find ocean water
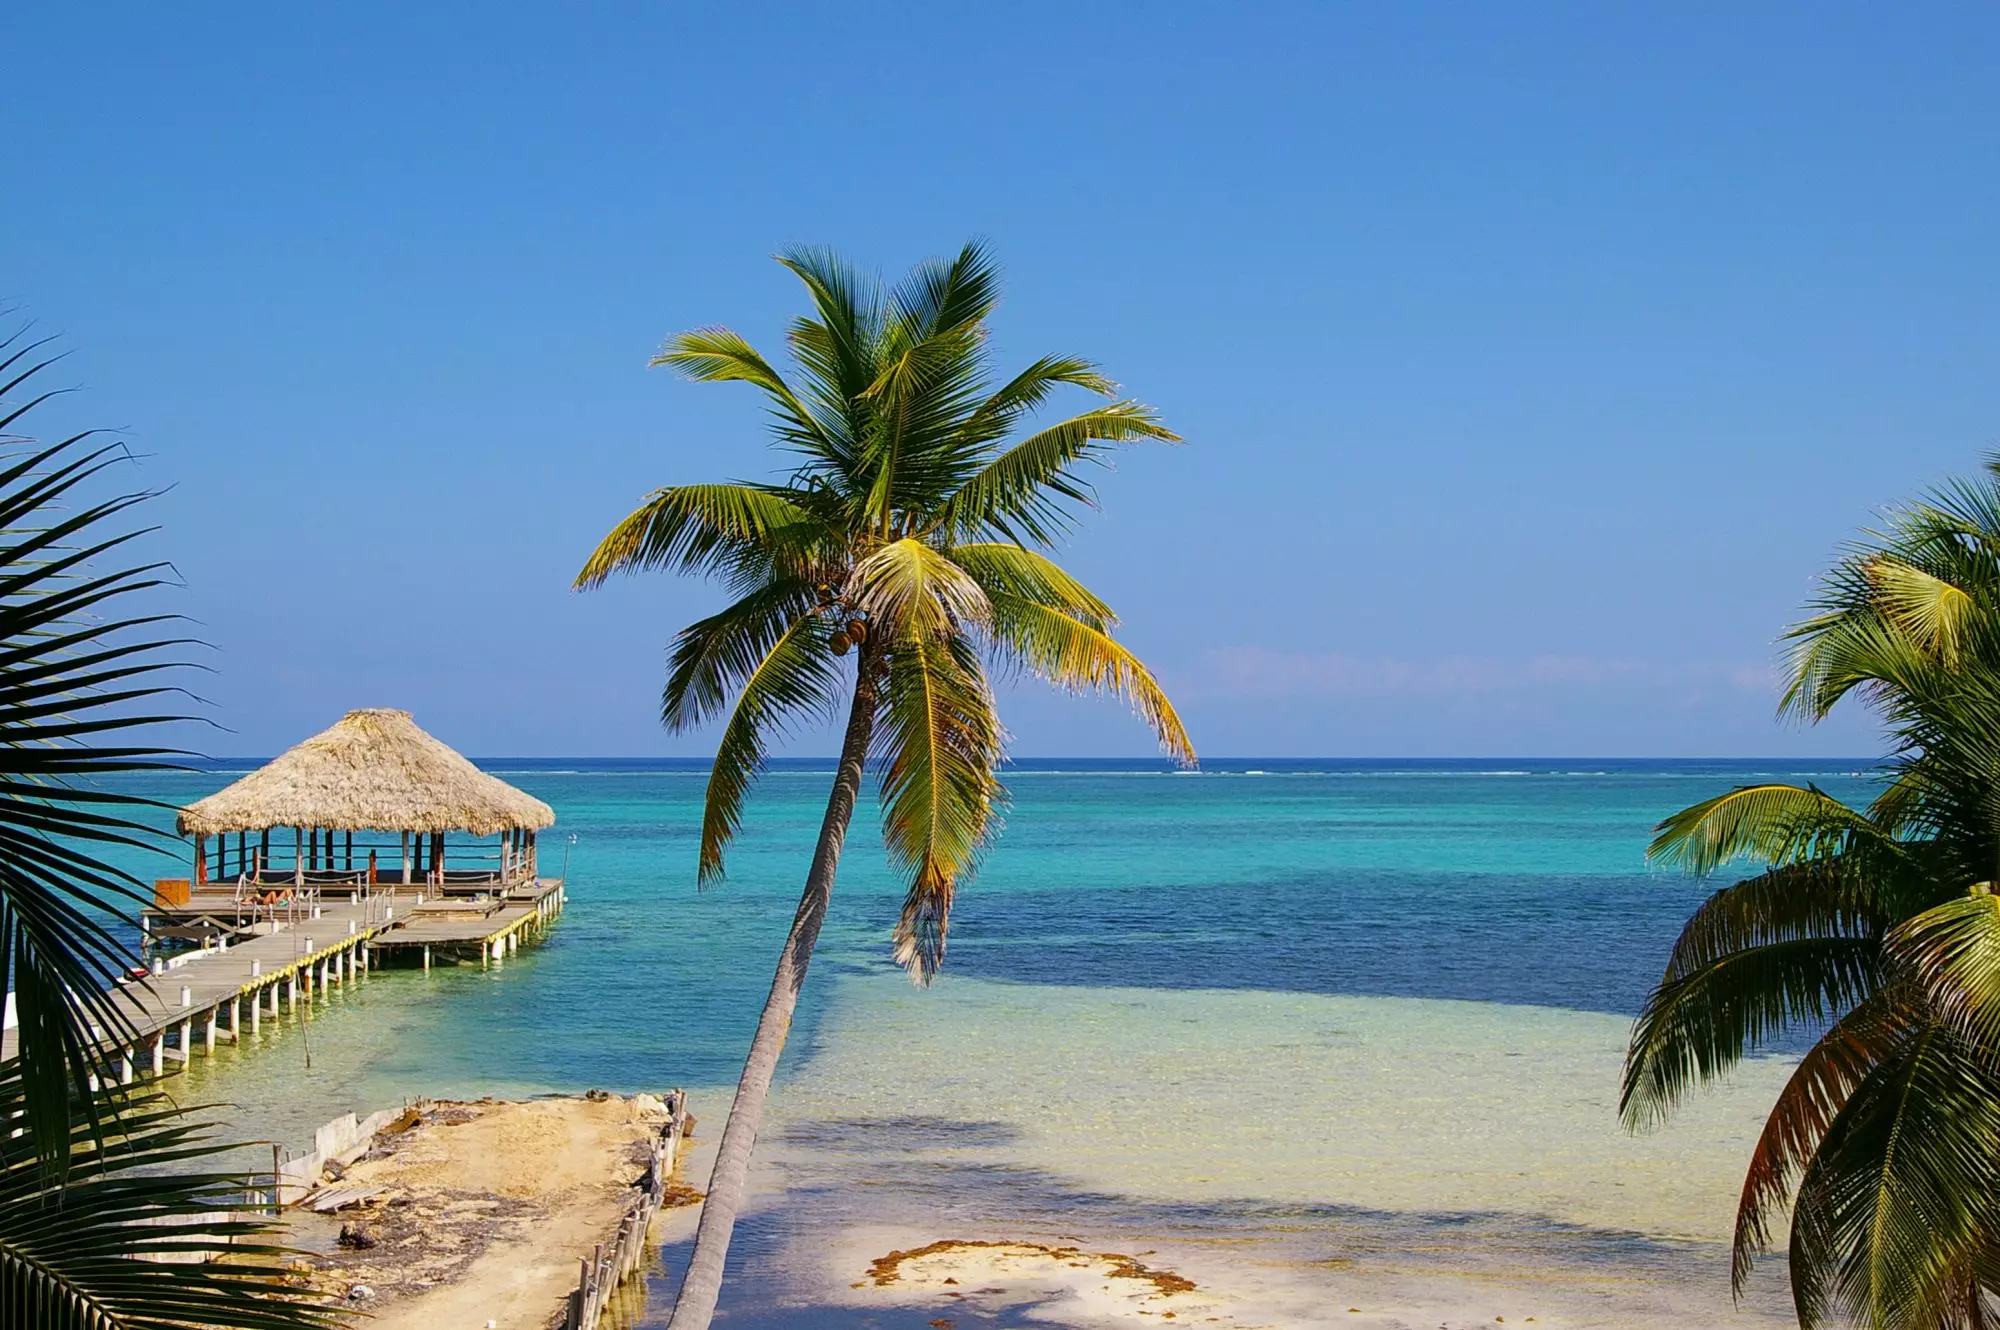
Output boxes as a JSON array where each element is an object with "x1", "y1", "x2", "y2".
[{"x1": 99, "y1": 758, "x2": 1879, "y2": 1328}]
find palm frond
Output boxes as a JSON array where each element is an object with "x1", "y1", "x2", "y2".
[
  {"x1": 696, "y1": 615, "x2": 843, "y2": 884},
  {"x1": 1657, "y1": 859, "x2": 1890, "y2": 987},
  {"x1": 950, "y1": 356, "x2": 1115, "y2": 454},
  {"x1": 947, "y1": 543, "x2": 1115, "y2": 630},
  {"x1": 933, "y1": 404, "x2": 1180, "y2": 545},
  {"x1": 661, "y1": 580, "x2": 821, "y2": 733},
  {"x1": 573, "y1": 483, "x2": 818, "y2": 589},
  {"x1": 0, "y1": 370, "x2": 196, "y2": 1171},
  {"x1": 985, "y1": 593, "x2": 1194, "y2": 764},
  {"x1": 0, "y1": 1061, "x2": 343, "y2": 1329},
  {"x1": 1730, "y1": 988, "x2": 1920, "y2": 1296},
  {"x1": 886, "y1": 241, "x2": 1000, "y2": 343},
  {"x1": 847, "y1": 538, "x2": 991, "y2": 642},
  {"x1": 1621, "y1": 936, "x2": 1883, "y2": 1129},
  {"x1": 1648, "y1": 783, "x2": 1893, "y2": 875},
  {"x1": 1788, "y1": 1024, "x2": 2000, "y2": 1329},
  {"x1": 1887, "y1": 891, "x2": 2000, "y2": 1053},
  {"x1": 650, "y1": 328, "x2": 830, "y2": 454},
  {"x1": 873, "y1": 633, "x2": 1002, "y2": 984},
  {"x1": 1866, "y1": 556, "x2": 1977, "y2": 666}
]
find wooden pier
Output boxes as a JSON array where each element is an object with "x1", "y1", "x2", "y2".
[{"x1": 0, "y1": 879, "x2": 566, "y2": 1078}]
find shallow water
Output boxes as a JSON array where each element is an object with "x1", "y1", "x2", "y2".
[{"x1": 101, "y1": 758, "x2": 1874, "y2": 1326}]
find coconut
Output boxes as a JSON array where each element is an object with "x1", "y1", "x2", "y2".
[
  {"x1": 830, "y1": 632, "x2": 852, "y2": 656},
  {"x1": 847, "y1": 620, "x2": 868, "y2": 643}
]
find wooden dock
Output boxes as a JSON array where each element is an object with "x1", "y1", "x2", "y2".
[{"x1": 1, "y1": 879, "x2": 566, "y2": 1080}]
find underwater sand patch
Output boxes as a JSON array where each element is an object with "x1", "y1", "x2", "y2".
[{"x1": 868, "y1": 1238, "x2": 1199, "y2": 1310}]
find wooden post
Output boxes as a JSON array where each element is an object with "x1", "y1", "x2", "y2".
[
  {"x1": 260, "y1": 828, "x2": 271, "y2": 878},
  {"x1": 422, "y1": 945, "x2": 431, "y2": 972},
  {"x1": 119, "y1": 1052, "x2": 134, "y2": 1084},
  {"x1": 151, "y1": 1036, "x2": 164, "y2": 1077},
  {"x1": 194, "y1": 833, "x2": 208, "y2": 888},
  {"x1": 204, "y1": 1009, "x2": 217, "y2": 1054},
  {"x1": 237, "y1": 831, "x2": 247, "y2": 878},
  {"x1": 345, "y1": 830, "x2": 353, "y2": 872},
  {"x1": 402, "y1": 831, "x2": 412, "y2": 885},
  {"x1": 294, "y1": 827, "x2": 304, "y2": 886},
  {"x1": 251, "y1": 990, "x2": 261, "y2": 1033}
]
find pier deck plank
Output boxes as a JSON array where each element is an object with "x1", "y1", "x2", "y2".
[{"x1": 0, "y1": 880, "x2": 564, "y2": 1066}]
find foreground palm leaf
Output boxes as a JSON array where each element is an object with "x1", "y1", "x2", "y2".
[
  {"x1": 0, "y1": 1059, "x2": 343, "y2": 1329},
  {"x1": 577, "y1": 243, "x2": 1193, "y2": 1329},
  {"x1": 0, "y1": 338, "x2": 340, "y2": 1327},
  {"x1": 1626, "y1": 456, "x2": 2000, "y2": 1328},
  {"x1": 0, "y1": 338, "x2": 200, "y2": 1170}
]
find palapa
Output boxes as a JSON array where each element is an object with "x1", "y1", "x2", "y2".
[{"x1": 177, "y1": 708, "x2": 554, "y2": 837}]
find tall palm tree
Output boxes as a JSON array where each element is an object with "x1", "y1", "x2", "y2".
[
  {"x1": 0, "y1": 333, "x2": 340, "y2": 1327},
  {"x1": 575, "y1": 242, "x2": 1195, "y2": 1328},
  {"x1": 1624, "y1": 459, "x2": 2000, "y2": 1329}
]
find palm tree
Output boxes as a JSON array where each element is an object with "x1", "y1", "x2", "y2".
[
  {"x1": 575, "y1": 242, "x2": 1194, "y2": 1328},
  {"x1": 0, "y1": 333, "x2": 340, "y2": 1327},
  {"x1": 1624, "y1": 458, "x2": 2000, "y2": 1329}
]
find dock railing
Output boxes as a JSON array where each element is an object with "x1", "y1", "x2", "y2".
[{"x1": 560, "y1": 1091, "x2": 688, "y2": 1330}]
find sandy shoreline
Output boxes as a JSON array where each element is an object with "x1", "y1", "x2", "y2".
[{"x1": 291, "y1": 1093, "x2": 695, "y2": 1328}]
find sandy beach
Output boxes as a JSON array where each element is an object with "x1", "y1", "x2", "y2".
[{"x1": 294, "y1": 1093, "x2": 693, "y2": 1328}]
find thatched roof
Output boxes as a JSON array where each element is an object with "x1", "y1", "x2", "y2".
[{"x1": 177, "y1": 709, "x2": 555, "y2": 837}]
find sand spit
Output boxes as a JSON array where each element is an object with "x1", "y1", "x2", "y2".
[
  {"x1": 862, "y1": 1238, "x2": 1223, "y2": 1324},
  {"x1": 295, "y1": 1093, "x2": 695, "y2": 1329}
]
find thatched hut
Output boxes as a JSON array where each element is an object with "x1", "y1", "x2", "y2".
[{"x1": 178, "y1": 709, "x2": 555, "y2": 893}]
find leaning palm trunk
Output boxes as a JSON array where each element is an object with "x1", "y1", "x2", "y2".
[{"x1": 669, "y1": 652, "x2": 881, "y2": 1328}]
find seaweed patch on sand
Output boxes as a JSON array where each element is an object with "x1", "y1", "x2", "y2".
[{"x1": 864, "y1": 1239, "x2": 1208, "y2": 1321}]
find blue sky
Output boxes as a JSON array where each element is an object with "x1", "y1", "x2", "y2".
[{"x1": 8, "y1": 4, "x2": 1997, "y2": 757}]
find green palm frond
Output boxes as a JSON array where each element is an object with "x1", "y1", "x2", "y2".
[
  {"x1": 1865, "y1": 556, "x2": 1977, "y2": 666},
  {"x1": 1621, "y1": 936, "x2": 1882, "y2": 1129},
  {"x1": 933, "y1": 403, "x2": 1180, "y2": 546},
  {"x1": 1788, "y1": 1024, "x2": 2000, "y2": 1330},
  {"x1": 0, "y1": 1060, "x2": 343, "y2": 1329},
  {"x1": 985, "y1": 593, "x2": 1194, "y2": 764},
  {"x1": 696, "y1": 614, "x2": 843, "y2": 884},
  {"x1": 950, "y1": 356, "x2": 1116, "y2": 453},
  {"x1": 1648, "y1": 783, "x2": 1893, "y2": 875},
  {"x1": 848, "y1": 538, "x2": 991, "y2": 641},
  {"x1": 650, "y1": 328, "x2": 830, "y2": 456},
  {"x1": 1886, "y1": 891, "x2": 2000, "y2": 1053},
  {"x1": 572, "y1": 483, "x2": 819, "y2": 589},
  {"x1": 662, "y1": 579, "x2": 822, "y2": 733},
  {"x1": 873, "y1": 632, "x2": 1002, "y2": 984},
  {"x1": 1657, "y1": 859, "x2": 1891, "y2": 986},
  {"x1": 0, "y1": 362, "x2": 202, "y2": 1170},
  {"x1": 947, "y1": 543, "x2": 1115, "y2": 630},
  {"x1": 1730, "y1": 988, "x2": 1920, "y2": 1296},
  {"x1": 0, "y1": 341, "x2": 336, "y2": 1327}
]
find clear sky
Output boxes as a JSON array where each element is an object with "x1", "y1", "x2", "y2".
[{"x1": 8, "y1": 5, "x2": 1997, "y2": 757}]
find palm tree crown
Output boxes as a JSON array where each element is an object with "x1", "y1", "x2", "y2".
[
  {"x1": 578, "y1": 242, "x2": 1193, "y2": 979},
  {"x1": 1625, "y1": 457, "x2": 2000, "y2": 1329}
]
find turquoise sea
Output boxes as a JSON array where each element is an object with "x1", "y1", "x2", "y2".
[{"x1": 106, "y1": 758, "x2": 1878, "y2": 1329}]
